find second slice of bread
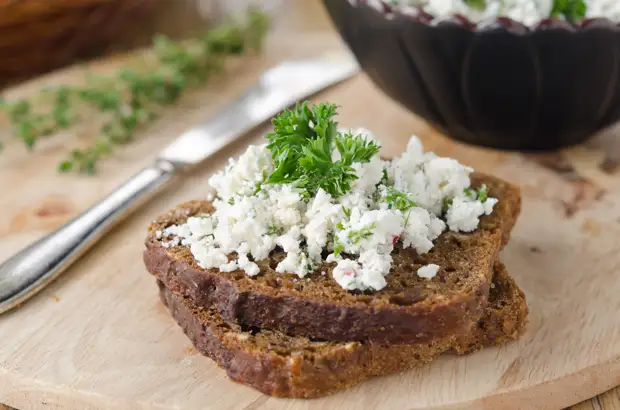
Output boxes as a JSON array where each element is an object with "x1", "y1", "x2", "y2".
[{"x1": 158, "y1": 261, "x2": 528, "y2": 398}]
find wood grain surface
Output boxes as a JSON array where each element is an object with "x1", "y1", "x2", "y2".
[{"x1": 3, "y1": 1, "x2": 620, "y2": 409}]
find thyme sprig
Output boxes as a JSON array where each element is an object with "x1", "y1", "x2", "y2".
[{"x1": 0, "y1": 10, "x2": 269, "y2": 174}]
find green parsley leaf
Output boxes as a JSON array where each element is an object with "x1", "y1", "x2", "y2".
[{"x1": 335, "y1": 132, "x2": 380, "y2": 165}]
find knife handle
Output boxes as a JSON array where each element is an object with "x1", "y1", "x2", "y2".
[{"x1": 0, "y1": 160, "x2": 176, "y2": 314}]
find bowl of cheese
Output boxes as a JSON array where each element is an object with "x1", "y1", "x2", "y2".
[{"x1": 323, "y1": 0, "x2": 620, "y2": 151}]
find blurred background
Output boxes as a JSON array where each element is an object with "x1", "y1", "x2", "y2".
[
  {"x1": 0, "y1": 0, "x2": 280, "y2": 89},
  {"x1": 7, "y1": 0, "x2": 620, "y2": 155}
]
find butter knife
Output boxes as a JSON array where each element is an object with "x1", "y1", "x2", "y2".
[{"x1": 0, "y1": 53, "x2": 359, "y2": 314}]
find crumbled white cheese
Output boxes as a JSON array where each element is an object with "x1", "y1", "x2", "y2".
[
  {"x1": 417, "y1": 264, "x2": 440, "y2": 279},
  {"x1": 351, "y1": 156, "x2": 385, "y2": 194},
  {"x1": 219, "y1": 260, "x2": 238, "y2": 272},
  {"x1": 208, "y1": 144, "x2": 273, "y2": 201},
  {"x1": 446, "y1": 196, "x2": 498, "y2": 232},
  {"x1": 158, "y1": 133, "x2": 498, "y2": 292},
  {"x1": 238, "y1": 253, "x2": 260, "y2": 277},
  {"x1": 356, "y1": 0, "x2": 620, "y2": 27},
  {"x1": 389, "y1": 139, "x2": 473, "y2": 216},
  {"x1": 332, "y1": 259, "x2": 363, "y2": 290}
]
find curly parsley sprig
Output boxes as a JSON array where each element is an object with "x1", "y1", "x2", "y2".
[
  {"x1": 0, "y1": 10, "x2": 269, "y2": 174},
  {"x1": 265, "y1": 102, "x2": 380, "y2": 198}
]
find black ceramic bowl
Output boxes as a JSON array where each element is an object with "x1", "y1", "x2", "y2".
[{"x1": 323, "y1": 0, "x2": 620, "y2": 151}]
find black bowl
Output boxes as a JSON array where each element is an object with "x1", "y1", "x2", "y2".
[{"x1": 323, "y1": 0, "x2": 620, "y2": 151}]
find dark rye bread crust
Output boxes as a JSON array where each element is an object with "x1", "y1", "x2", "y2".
[
  {"x1": 144, "y1": 173, "x2": 521, "y2": 344},
  {"x1": 158, "y1": 262, "x2": 528, "y2": 398}
]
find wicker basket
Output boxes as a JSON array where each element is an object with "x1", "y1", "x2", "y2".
[{"x1": 0, "y1": 0, "x2": 155, "y2": 87}]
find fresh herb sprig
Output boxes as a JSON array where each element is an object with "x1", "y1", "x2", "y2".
[
  {"x1": 265, "y1": 102, "x2": 380, "y2": 198},
  {"x1": 0, "y1": 10, "x2": 269, "y2": 174}
]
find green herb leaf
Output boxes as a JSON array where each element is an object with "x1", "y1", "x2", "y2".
[
  {"x1": 58, "y1": 160, "x2": 73, "y2": 173},
  {"x1": 442, "y1": 197, "x2": 453, "y2": 214},
  {"x1": 464, "y1": 0, "x2": 487, "y2": 11},
  {"x1": 464, "y1": 187, "x2": 477, "y2": 200},
  {"x1": 348, "y1": 223, "x2": 376, "y2": 245},
  {"x1": 384, "y1": 187, "x2": 417, "y2": 213},
  {"x1": 551, "y1": 0, "x2": 587, "y2": 23},
  {"x1": 478, "y1": 184, "x2": 488, "y2": 202},
  {"x1": 463, "y1": 184, "x2": 489, "y2": 203},
  {"x1": 378, "y1": 167, "x2": 389, "y2": 186},
  {"x1": 333, "y1": 238, "x2": 344, "y2": 257},
  {"x1": 335, "y1": 132, "x2": 380, "y2": 165}
]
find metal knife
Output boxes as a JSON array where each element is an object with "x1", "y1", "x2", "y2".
[{"x1": 0, "y1": 53, "x2": 359, "y2": 314}]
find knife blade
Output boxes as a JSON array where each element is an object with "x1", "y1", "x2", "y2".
[
  {"x1": 0, "y1": 52, "x2": 360, "y2": 314},
  {"x1": 160, "y1": 56, "x2": 359, "y2": 167}
]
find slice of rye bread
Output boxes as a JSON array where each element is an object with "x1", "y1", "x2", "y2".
[
  {"x1": 144, "y1": 173, "x2": 521, "y2": 344},
  {"x1": 158, "y1": 261, "x2": 528, "y2": 398}
]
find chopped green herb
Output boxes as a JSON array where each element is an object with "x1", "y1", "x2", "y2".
[
  {"x1": 551, "y1": 0, "x2": 587, "y2": 23},
  {"x1": 384, "y1": 187, "x2": 416, "y2": 213},
  {"x1": 342, "y1": 207, "x2": 352, "y2": 218},
  {"x1": 478, "y1": 184, "x2": 488, "y2": 202},
  {"x1": 348, "y1": 223, "x2": 376, "y2": 245},
  {"x1": 464, "y1": 184, "x2": 489, "y2": 202},
  {"x1": 227, "y1": 197, "x2": 235, "y2": 205},
  {"x1": 379, "y1": 167, "x2": 389, "y2": 186},
  {"x1": 333, "y1": 238, "x2": 344, "y2": 257},
  {"x1": 442, "y1": 197, "x2": 453, "y2": 213},
  {"x1": 464, "y1": 187, "x2": 477, "y2": 200},
  {"x1": 252, "y1": 171, "x2": 268, "y2": 195},
  {"x1": 266, "y1": 225, "x2": 280, "y2": 236},
  {"x1": 464, "y1": 0, "x2": 487, "y2": 11}
]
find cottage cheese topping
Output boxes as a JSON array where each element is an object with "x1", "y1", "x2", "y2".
[
  {"x1": 159, "y1": 133, "x2": 497, "y2": 292},
  {"x1": 359, "y1": 0, "x2": 620, "y2": 26},
  {"x1": 417, "y1": 263, "x2": 440, "y2": 279}
]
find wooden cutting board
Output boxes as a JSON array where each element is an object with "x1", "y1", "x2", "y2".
[{"x1": 3, "y1": 1, "x2": 620, "y2": 409}]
